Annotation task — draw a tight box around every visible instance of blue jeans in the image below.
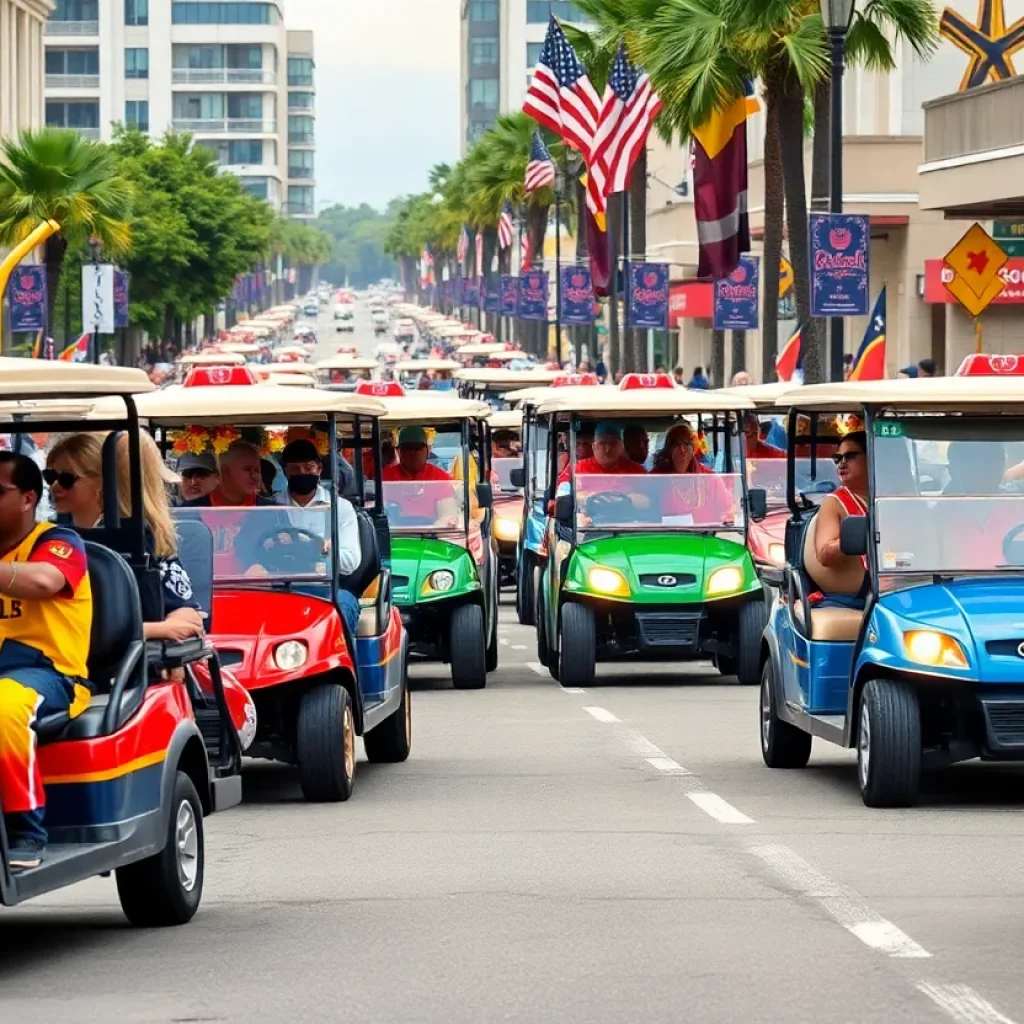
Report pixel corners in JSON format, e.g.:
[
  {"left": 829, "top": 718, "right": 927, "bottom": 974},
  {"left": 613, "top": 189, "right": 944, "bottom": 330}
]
[{"left": 337, "top": 589, "right": 361, "bottom": 636}]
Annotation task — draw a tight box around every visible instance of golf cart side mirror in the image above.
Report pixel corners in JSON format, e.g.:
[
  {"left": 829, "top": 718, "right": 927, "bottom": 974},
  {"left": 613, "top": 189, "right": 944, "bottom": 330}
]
[
  {"left": 840, "top": 515, "right": 868, "bottom": 557},
  {"left": 509, "top": 467, "right": 525, "bottom": 489},
  {"left": 555, "top": 494, "right": 573, "bottom": 525},
  {"left": 476, "top": 482, "right": 493, "bottom": 508},
  {"left": 747, "top": 487, "right": 767, "bottom": 522}
]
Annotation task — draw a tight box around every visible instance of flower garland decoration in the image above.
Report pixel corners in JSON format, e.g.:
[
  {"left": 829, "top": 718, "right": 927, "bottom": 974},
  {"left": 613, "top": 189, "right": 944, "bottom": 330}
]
[
  {"left": 694, "top": 431, "right": 709, "bottom": 458},
  {"left": 209, "top": 425, "right": 241, "bottom": 455},
  {"left": 260, "top": 429, "right": 286, "bottom": 458},
  {"left": 170, "top": 425, "right": 208, "bottom": 456}
]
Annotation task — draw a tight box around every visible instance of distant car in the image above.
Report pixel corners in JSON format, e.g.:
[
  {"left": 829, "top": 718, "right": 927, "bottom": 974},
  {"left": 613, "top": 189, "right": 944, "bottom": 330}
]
[
  {"left": 334, "top": 305, "right": 355, "bottom": 321},
  {"left": 302, "top": 303, "right": 318, "bottom": 317}
]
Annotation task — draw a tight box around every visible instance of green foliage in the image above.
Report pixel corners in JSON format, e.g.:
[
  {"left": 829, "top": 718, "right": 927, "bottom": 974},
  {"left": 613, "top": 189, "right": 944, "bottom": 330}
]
[{"left": 315, "top": 203, "right": 397, "bottom": 288}]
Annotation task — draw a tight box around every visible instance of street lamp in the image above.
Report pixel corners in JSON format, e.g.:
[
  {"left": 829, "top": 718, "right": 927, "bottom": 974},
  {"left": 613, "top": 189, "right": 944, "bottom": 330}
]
[{"left": 821, "top": 0, "right": 856, "bottom": 382}]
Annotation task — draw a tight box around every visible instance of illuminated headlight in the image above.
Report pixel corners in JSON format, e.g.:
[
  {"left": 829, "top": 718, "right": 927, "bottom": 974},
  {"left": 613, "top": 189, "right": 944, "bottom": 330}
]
[
  {"left": 493, "top": 516, "right": 520, "bottom": 542},
  {"left": 426, "top": 569, "right": 455, "bottom": 593},
  {"left": 706, "top": 565, "right": 745, "bottom": 597},
  {"left": 903, "top": 630, "right": 968, "bottom": 669},
  {"left": 767, "top": 543, "right": 786, "bottom": 566},
  {"left": 587, "top": 566, "right": 630, "bottom": 597},
  {"left": 274, "top": 640, "right": 308, "bottom": 670}
]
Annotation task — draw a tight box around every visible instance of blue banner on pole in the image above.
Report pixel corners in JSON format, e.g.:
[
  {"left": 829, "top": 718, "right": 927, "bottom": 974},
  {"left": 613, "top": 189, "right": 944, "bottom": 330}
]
[
  {"left": 810, "top": 213, "right": 869, "bottom": 317},
  {"left": 499, "top": 276, "right": 519, "bottom": 316},
  {"left": 628, "top": 263, "right": 669, "bottom": 329},
  {"left": 7, "top": 266, "right": 47, "bottom": 333},
  {"left": 461, "top": 277, "right": 479, "bottom": 306},
  {"left": 713, "top": 255, "right": 760, "bottom": 330},
  {"left": 560, "top": 265, "right": 595, "bottom": 325},
  {"left": 113, "top": 270, "right": 130, "bottom": 329},
  {"left": 518, "top": 271, "right": 548, "bottom": 320},
  {"left": 483, "top": 277, "right": 500, "bottom": 313}
]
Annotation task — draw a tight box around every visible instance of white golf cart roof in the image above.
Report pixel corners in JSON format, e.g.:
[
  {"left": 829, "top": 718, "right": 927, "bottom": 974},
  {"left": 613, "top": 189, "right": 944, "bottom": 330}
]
[
  {"left": 0, "top": 358, "right": 155, "bottom": 398},
  {"left": 718, "top": 382, "right": 801, "bottom": 407},
  {"left": 377, "top": 394, "right": 492, "bottom": 425},
  {"left": 315, "top": 355, "right": 379, "bottom": 372},
  {"left": 535, "top": 387, "right": 756, "bottom": 417},
  {"left": 179, "top": 351, "right": 246, "bottom": 367},
  {"left": 263, "top": 372, "right": 315, "bottom": 388},
  {"left": 775, "top": 377, "right": 1024, "bottom": 413},
  {"left": 489, "top": 409, "right": 523, "bottom": 430},
  {"left": 457, "top": 343, "right": 507, "bottom": 357},
  {"left": 396, "top": 359, "right": 460, "bottom": 373},
  {"left": 454, "top": 368, "right": 558, "bottom": 388}
]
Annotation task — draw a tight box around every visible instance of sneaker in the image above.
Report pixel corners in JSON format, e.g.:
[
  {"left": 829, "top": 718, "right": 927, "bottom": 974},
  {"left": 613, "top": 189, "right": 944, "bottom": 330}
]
[{"left": 8, "top": 837, "right": 45, "bottom": 871}]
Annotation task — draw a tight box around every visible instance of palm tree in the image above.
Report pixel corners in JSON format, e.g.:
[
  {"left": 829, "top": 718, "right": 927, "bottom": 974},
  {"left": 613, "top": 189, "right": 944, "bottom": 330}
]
[{"left": 0, "top": 128, "right": 133, "bottom": 332}]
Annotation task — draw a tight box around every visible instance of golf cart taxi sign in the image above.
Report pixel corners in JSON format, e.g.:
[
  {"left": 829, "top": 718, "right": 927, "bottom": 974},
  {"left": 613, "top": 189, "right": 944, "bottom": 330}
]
[{"left": 954, "top": 353, "right": 1024, "bottom": 376}]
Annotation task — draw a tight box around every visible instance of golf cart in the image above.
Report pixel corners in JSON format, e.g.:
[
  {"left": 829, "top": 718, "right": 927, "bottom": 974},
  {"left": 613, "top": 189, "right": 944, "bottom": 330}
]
[
  {"left": 489, "top": 409, "right": 525, "bottom": 588},
  {"left": 138, "top": 375, "right": 411, "bottom": 802},
  {"left": 533, "top": 375, "right": 769, "bottom": 687},
  {"left": 0, "top": 359, "right": 244, "bottom": 925},
  {"left": 395, "top": 359, "right": 460, "bottom": 391},
  {"left": 455, "top": 367, "right": 562, "bottom": 407},
  {"left": 314, "top": 355, "right": 378, "bottom": 390}
]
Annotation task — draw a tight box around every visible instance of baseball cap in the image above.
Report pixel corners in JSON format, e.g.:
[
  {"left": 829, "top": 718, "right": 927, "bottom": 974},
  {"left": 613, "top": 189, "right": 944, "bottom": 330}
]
[
  {"left": 593, "top": 421, "right": 622, "bottom": 441},
  {"left": 398, "top": 425, "right": 429, "bottom": 446},
  {"left": 898, "top": 365, "right": 919, "bottom": 378},
  {"left": 178, "top": 453, "right": 217, "bottom": 474}
]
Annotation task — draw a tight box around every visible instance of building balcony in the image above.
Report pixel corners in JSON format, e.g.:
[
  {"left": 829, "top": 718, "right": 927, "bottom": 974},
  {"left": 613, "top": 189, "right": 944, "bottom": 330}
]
[
  {"left": 45, "top": 74, "right": 101, "bottom": 90},
  {"left": 288, "top": 131, "right": 314, "bottom": 145},
  {"left": 283, "top": 203, "right": 315, "bottom": 218},
  {"left": 288, "top": 168, "right": 314, "bottom": 182},
  {"left": 221, "top": 163, "right": 283, "bottom": 182},
  {"left": 287, "top": 74, "right": 314, "bottom": 87},
  {"left": 174, "top": 118, "right": 278, "bottom": 135},
  {"left": 172, "top": 68, "right": 277, "bottom": 86},
  {"left": 288, "top": 99, "right": 314, "bottom": 114},
  {"left": 44, "top": 20, "right": 99, "bottom": 36}
]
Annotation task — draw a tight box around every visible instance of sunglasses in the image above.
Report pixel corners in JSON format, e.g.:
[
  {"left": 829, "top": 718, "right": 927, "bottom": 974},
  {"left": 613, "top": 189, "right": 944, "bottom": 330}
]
[
  {"left": 831, "top": 451, "right": 863, "bottom": 466},
  {"left": 181, "top": 468, "right": 215, "bottom": 480},
  {"left": 43, "top": 469, "right": 79, "bottom": 489}
]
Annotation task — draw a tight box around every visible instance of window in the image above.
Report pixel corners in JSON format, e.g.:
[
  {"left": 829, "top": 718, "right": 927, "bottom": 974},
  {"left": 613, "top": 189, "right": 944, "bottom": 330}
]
[
  {"left": 52, "top": 0, "right": 98, "bottom": 20},
  {"left": 289, "top": 91, "right": 314, "bottom": 110},
  {"left": 526, "top": 42, "right": 543, "bottom": 68},
  {"left": 469, "top": 78, "right": 498, "bottom": 109},
  {"left": 287, "top": 56, "right": 314, "bottom": 87},
  {"left": 289, "top": 149, "right": 314, "bottom": 178},
  {"left": 227, "top": 94, "right": 263, "bottom": 119},
  {"left": 231, "top": 140, "right": 263, "bottom": 164},
  {"left": 467, "top": 120, "right": 493, "bottom": 144},
  {"left": 288, "top": 185, "right": 315, "bottom": 215},
  {"left": 125, "top": 47, "right": 149, "bottom": 79},
  {"left": 526, "top": 1, "right": 586, "bottom": 22},
  {"left": 46, "top": 100, "right": 100, "bottom": 129},
  {"left": 467, "top": 1, "right": 497, "bottom": 21},
  {"left": 470, "top": 37, "right": 498, "bottom": 67},
  {"left": 125, "top": 100, "right": 149, "bottom": 132},
  {"left": 46, "top": 48, "right": 99, "bottom": 75},
  {"left": 226, "top": 44, "right": 262, "bottom": 69},
  {"left": 171, "top": 3, "right": 279, "bottom": 25},
  {"left": 174, "top": 93, "right": 225, "bottom": 119},
  {"left": 241, "top": 177, "right": 270, "bottom": 201},
  {"left": 288, "top": 115, "right": 315, "bottom": 144},
  {"left": 125, "top": 0, "right": 148, "bottom": 25}
]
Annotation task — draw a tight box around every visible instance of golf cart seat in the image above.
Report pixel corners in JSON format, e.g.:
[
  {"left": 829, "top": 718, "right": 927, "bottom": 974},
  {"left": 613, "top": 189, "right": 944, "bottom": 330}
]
[
  {"left": 793, "top": 514, "right": 866, "bottom": 643},
  {"left": 339, "top": 508, "right": 381, "bottom": 600},
  {"left": 36, "top": 542, "right": 146, "bottom": 743},
  {"left": 176, "top": 517, "right": 215, "bottom": 631}
]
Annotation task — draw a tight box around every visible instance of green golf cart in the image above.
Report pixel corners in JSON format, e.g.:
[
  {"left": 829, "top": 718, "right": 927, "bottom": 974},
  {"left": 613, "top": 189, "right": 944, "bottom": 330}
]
[{"left": 533, "top": 378, "right": 769, "bottom": 687}]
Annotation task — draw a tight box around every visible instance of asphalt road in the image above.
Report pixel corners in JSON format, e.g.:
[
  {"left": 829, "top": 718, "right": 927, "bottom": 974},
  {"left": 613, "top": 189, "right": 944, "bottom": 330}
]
[{"left": 3, "top": 298, "right": 1023, "bottom": 1023}]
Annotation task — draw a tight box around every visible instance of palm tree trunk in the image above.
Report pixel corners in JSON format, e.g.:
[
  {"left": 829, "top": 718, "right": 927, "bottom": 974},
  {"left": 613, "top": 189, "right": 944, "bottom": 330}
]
[
  {"left": 809, "top": 76, "right": 831, "bottom": 378},
  {"left": 711, "top": 329, "right": 725, "bottom": 387},
  {"left": 731, "top": 330, "right": 746, "bottom": 376},
  {"left": 627, "top": 147, "right": 648, "bottom": 373},
  {"left": 607, "top": 193, "right": 622, "bottom": 376},
  {"left": 43, "top": 234, "right": 68, "bottom": 335},
  {"left": 574, "top": 176, "right": 590, "bottom": 367},
  {"left": 761, "top": 85, "right": 784, "bottom": 382},
  {"left": 527, "top": 203, "right": 550, "bottom": 358}
]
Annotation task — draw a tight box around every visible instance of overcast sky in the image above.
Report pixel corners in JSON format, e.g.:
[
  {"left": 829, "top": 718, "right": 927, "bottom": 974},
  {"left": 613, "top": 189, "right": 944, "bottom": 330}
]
[{"left": 286, "top": 0, "right": 460, "bottom": 213}]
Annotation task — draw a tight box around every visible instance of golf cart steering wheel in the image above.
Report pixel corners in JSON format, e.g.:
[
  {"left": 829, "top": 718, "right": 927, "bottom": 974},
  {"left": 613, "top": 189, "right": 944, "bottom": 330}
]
[
  {"left": 1002, "top": 522, "right": 1024, "bottom": 566},
  {"left": 252, "top": 526, "right": 324, "bottom": 574},
  {"left": 585, "top": 490, "right": 636, "bottom": 523}
]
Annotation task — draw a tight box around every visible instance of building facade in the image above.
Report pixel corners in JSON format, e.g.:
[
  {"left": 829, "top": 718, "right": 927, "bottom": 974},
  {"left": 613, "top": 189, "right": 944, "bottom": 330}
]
[
  {"left": 42, "top": 0, "right": 314, "bottom": 216},
  {"left": 1, "top": 0, "right": 51, "bottom": 138}
]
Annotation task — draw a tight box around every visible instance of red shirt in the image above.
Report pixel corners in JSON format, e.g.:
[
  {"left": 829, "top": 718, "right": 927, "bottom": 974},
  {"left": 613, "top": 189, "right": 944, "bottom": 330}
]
[
  {"left": 382, "top": 462, "right": 453, "bottom": 482},
  {"left": 557, "top": 456, "right": 646, "bottom": 487},
  {"left": 747, "top": 440, "right": 785, "bottom": 459},
  {"left": 658, "top": 462, "right": 735, "bottom": 524},
  {"left": 382, "top": 461, "right": 456, "bottom": 521},
  {"left": 209, "top": 488, "right": 257, "bottom": 508}
]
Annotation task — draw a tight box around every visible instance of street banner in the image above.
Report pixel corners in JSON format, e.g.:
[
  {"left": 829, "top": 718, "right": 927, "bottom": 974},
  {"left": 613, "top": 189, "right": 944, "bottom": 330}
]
[
  {"left": 810, "top": 213, "right": 869, "bottom": 317},
  {"left": 628, "top": 263, "right": 669, "bottom": 329},
  {"left": 713, "top": 254, "right": 759, "bottom": 330},
  {"left": 518, "top": 270, "right": 548, "bottom": 320},
  {"left": 500, "top": 275, "right": 519, "bottom": 316},
  {"left": 7, "top": 266, "right": 47, "bottom": 333},
  {"left": 113, "top": 270, "right": 130, "bottom": 329},
  {"left": 483, "top": 277, "right": 500, "bottom": 313},
  {"left": 81, "top": 263, "right": 116, "bottom": 334},
  {"left": 561, "top": 265, "right": 595, "bottom": 325},
  {"left": 461, "top": 277, "right": 479, "bottom": 306}
]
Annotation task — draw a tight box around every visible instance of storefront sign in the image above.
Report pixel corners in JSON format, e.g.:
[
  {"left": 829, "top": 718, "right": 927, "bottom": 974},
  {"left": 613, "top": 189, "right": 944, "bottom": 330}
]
[
  {"left": 81, "top": 263, "right": 115, "bottom": 334},
  {"left": 810, "top": 213, "right": 869, "bottom": 317},
  {"left": 518, "top": 271, "right": 548, "bottom": 321},
  {"left": 628, "top": 263, "right": 669, "bottom": 329},
  {"left": 483, "top": 277, "right": 500, "bottom": 313},
  {"left": 113, "top": 270, "right": 130, "bottom": 329},
  {"left": 713, "top": 255, "right": 759, "bottom": 330},
  {"left": 499, "top": 275, "right": 519, "bottom": 316},
  {"left": 460, "top": 277, "right": 479, "bottom": 306},
  {"left": 560, "top": 265, "right": 595, "bottom": 325},
  {"left": 923, "top": 258, "right": 1024, "bottom": 304},
  {"left": 7, "top": 266, "right": 47, "bottom": 333},
  {"left": 668, "top": 280, "right": 713, "bottom": 323},
  {"left": 992, "top": 220, "right": 1024, "bottom": 257}
]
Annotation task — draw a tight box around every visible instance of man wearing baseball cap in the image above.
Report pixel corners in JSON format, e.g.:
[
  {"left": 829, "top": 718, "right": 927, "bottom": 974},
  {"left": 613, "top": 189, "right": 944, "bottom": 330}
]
[
  {"left": 177, "top": 453, "right": 219, "bottom": 504},
  {"left": 382, "top": 426, "right": 458, "bottom": 523},
  {"left": 557, "top": 422, "right": 647, "bottom": 487}
]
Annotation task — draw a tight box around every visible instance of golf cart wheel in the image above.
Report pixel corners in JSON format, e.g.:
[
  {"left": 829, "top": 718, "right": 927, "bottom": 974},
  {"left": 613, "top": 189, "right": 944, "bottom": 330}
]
[
  {"left": 517, "top": 552, "right": 536, "bottom": 626},
  {"left": 536, "top": 591, "right": 549, "bottom": 667},
  {"left": 297, "top": 683, "right": 356, "bottom": 802},
  {"left": 486, "top": 566, "right": 499, "bottom": 673},
  {"left": 450, "top": 603, "right": 487, "bottom": 689},
  {"left": 364, "top": 669, "right": 412, "bottom": 764},
  {"left": 559, "top": 602, "right": 595, "bottom": 689},
  {"left": 117, "top": 770, "right": 204, "bottom": 927},
  {"left": 857, "top": 678, "right": 921, "bottom": 808},
  {"left": 760, "top": 660, "right": 811, "bottom": 769},
  {"left": 715, "top": 654, "right": 738, "bottom": 677},
  {"left": 736, "top": 598, "right": 768, "bottom": 686}
]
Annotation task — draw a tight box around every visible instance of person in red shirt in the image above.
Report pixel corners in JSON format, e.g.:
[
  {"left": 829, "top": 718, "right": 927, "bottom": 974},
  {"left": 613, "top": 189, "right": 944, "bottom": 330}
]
[
  {"left": 185, "top": 441, "right": 274, "bottom": 508},
  {"left": 557, "top": 422, "right": 646, "bottom": 488},
  {"left": 743, "top": 413, "right": 785, "bottom": 459},
  {"left": 652, "top": 422, "right": 735, "bottom": 525},
  {"left": 382, "top": 426, "right": 459, "bottom": 524}
]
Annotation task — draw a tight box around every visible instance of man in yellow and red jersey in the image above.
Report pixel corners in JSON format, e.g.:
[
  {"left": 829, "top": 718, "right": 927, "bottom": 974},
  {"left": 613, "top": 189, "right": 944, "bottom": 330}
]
[{"left": 0, "top": 452, "right": 92, "bottom": 870}]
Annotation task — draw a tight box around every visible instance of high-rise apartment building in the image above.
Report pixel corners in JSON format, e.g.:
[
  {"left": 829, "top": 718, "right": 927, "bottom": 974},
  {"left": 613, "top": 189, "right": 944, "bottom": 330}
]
[
  {"left": 1, "top": 0, "right": 51, "bottom": 138},
  {"left": 42, "top": 0, "right": 314, "bottom": 217}
]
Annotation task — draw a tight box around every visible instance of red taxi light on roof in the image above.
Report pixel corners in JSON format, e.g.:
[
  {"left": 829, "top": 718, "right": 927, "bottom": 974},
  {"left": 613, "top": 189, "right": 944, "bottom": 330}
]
[
  {"left": 183, "top": 365, "right": 258, "bottom": 388},
  {"left": 552, "top": 373, "right": 598, "bottom": 387},
  {"left": 954, "top": 354, "right": 1024, "bottom": 376},
  {"left": 354, "top": 380, "right": 406, "bottom": 397},
  {"left": 618, "top": 372, "right": 676, "bottom": 391}
]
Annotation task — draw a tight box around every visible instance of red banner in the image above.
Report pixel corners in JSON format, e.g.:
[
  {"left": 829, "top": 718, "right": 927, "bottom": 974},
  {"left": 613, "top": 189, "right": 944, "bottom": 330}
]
[
  {"left": 669, "top": 281, "right": 713, "bottom": 322},
  {"left": 924, "top": 258, "right": 1024, "bottom": 304}
]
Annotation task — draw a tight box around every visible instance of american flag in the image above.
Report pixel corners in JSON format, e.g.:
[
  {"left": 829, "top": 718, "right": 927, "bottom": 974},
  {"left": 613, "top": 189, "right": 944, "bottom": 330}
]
[
  {"left": 456, "top": 224, "right": 470, "bottom": 266},
  {"left": 522, "top": 17, "right": 600, "bottom": 157},
  {"left": 525, "top": 130, "right": 556, "bottom": 193},
  {"left": 521, "top": 232, "right": 534, "bottom": 272},
  {"left": 498, "top": 201, "right": 514, "bottom": 250},
  {"left": 475, "top": 230, "right": 484, "bottom": 274},
  {"left": 591, "top": 42, "right": 663, "bottom": 199}
]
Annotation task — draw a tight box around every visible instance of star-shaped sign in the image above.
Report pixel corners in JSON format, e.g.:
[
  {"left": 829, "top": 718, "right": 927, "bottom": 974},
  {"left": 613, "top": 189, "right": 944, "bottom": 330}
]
[{"left": 940, "top": 0, "right": 1024, "bottom": 90}]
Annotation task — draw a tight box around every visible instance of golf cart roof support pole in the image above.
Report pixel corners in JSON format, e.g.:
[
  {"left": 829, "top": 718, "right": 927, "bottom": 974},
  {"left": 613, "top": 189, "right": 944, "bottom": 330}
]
[
  {"left": 863, "top": 405, "right": 879, "bottom": 599},
  {"left": 569, "top": 415, "right": 577, "bottom": 549},
  {"left": 353, "top": 414, "right": 365, "bottom": 507},
  {"left": 461, "top": 418, "right": 471, "bottom": 531},
  {"left": 0, "top": 219, "right": 60, "bottom": 339},
  {"left": 786, "top": 407, "right": 800, "bottom": 516},
  {"left": 328, "top": 412, "right": 340, "bottom": 608},
  {"left": 126, "top": 397, "right": 145, "bottom": 562}
]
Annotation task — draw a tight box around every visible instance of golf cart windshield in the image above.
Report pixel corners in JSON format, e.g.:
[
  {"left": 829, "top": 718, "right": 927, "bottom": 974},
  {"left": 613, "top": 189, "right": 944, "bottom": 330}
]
[
  {"left": 748, "top": 457, "right": 839, "bottom": 509},
  {"left": 873, "top": 415, "right": 1024, "bottom": 575},
  {"left": 493, "top": 457, "right": 523, "bottom": 493},
  {"left": 382, "top": 480, "right": 468, "bottom": 535}
]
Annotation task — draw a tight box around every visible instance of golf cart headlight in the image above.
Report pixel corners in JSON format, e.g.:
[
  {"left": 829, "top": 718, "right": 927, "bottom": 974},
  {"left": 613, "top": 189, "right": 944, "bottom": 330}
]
[
  {"left": 707, "top": 565, "right": 745, "bottom": 597},
  {"left": 493, "top": 516, "right": 520, "bottom": 542},
  {"left": 903, "top": 630, "right": 968, "bottom": 669},
  {"left": 587, "top": 566, "right": 630, "bottom": 597},
  {"left": 767, "top": 543, "right": 786, "bottom": 566},
  {"left": 274, "top": 640, "right": 308, "bottom": 670},
  {"left": 425, "top": 569, "right": 455, "bottom": 594}
]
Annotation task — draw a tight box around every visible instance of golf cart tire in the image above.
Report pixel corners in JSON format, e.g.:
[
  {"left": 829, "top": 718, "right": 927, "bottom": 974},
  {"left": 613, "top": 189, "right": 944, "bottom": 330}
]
[
  {"left": 858, "top": 678, "right": 921, "bottom": 808},
  {"left": 715, "top": 654, "right": 738, "bottom": 677},
  {"left": 760, "top": 661, "right": 811, "bottom": 769},
  {"left": 517, "top": 551, "right": 536, "bottom": 626},
  {"left": 451, "top": 603, "right": 487, "bottom": 689},
  {"left": 536, "top": 592, "right": 549, "bottom": 666},
  {"left": 364, "top": 673, "right": 412, "bottom": 764},
  {"left": 297, "top": 683, "right": 356, "bottom": 802},
  {"left": 559, "top": 602, "right": 595, "bottom": 689},
  {"left": 736, "top": 598, "right": 767, "bottom": 686},
  {"left": 486, "top": 569, "right": 499, "bottom": 673},
  {"left": 116, "top": 770, "right": 204, "bottom": 927}
]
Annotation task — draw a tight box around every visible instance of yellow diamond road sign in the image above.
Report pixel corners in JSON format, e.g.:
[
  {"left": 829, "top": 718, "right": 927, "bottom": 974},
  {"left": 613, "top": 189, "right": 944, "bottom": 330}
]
[
  {"left": 943, "top": 223, "right": 1008, "bottom": 316},
  {"left": 779, "top": 257, "right": 794, "bottom": 298}
]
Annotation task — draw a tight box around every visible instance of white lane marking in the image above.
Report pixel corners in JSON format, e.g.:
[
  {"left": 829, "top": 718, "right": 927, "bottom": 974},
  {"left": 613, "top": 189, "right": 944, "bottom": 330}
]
[
  {"left": 688, "top": 791, "right": 755, "bottom": 825},
  {"left": 624, "top": 731, "right": 667, "bottom": 758},
  {"left": 918, "top": 984, "right": 1018, "bottom": 1024},
  {"left": 750, "top": 843, "right": 931, "bottom": 959},
  {"left": 527, "top": 662, "right": 547, "bottom": 676},
  {"left": 561, "top": 687, "right": 585, "bottom": 694},
  {"left": 583, "top": 706, "right": 619, "bottom": 723},
  {"left": 646, "top": 756, "right": 691, "bottom": 776},
  {"left": 500, "top": 638, "right": 510, "bottom": 646},
  {"left": 512, "top": 644, "right": 526, "bottom": 650}
]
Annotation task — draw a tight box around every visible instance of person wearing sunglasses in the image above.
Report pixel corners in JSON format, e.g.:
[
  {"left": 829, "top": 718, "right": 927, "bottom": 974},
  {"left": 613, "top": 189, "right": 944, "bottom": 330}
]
[{"left": 177, "top": 453, "right": 219, "bottom": 504}]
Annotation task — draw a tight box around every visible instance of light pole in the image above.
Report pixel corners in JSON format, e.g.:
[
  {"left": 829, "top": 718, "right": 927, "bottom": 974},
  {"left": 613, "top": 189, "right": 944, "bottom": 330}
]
[
  {"left": 820, "top": 0, "right": 856, "bottom": 383},
  {"left": 88, "top": 234, "right": 102, "bottom": 364}
]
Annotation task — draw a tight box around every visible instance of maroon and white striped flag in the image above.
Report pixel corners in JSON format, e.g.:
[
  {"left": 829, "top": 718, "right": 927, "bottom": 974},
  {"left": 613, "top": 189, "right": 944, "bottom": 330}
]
[
  {"left": 521, "top": 232, "right": 534, "bottom": 272},
  {"left": 522, "top": 17, "right": 600, "bottom": 157},
  {"left": 498, "top": 201, "right": 514, "bottom": 250},
  {"left": 475, "top": 230, "right": 484, "bottom": 274},
  {"left": 525, "top": 130, "right": 556, "bottom": 193}
]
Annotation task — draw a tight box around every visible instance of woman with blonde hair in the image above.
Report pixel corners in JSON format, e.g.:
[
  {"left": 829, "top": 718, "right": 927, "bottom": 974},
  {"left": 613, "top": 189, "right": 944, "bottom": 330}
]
[{"left": 46, "top": 431, "right": 204, "bottom": 642}]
